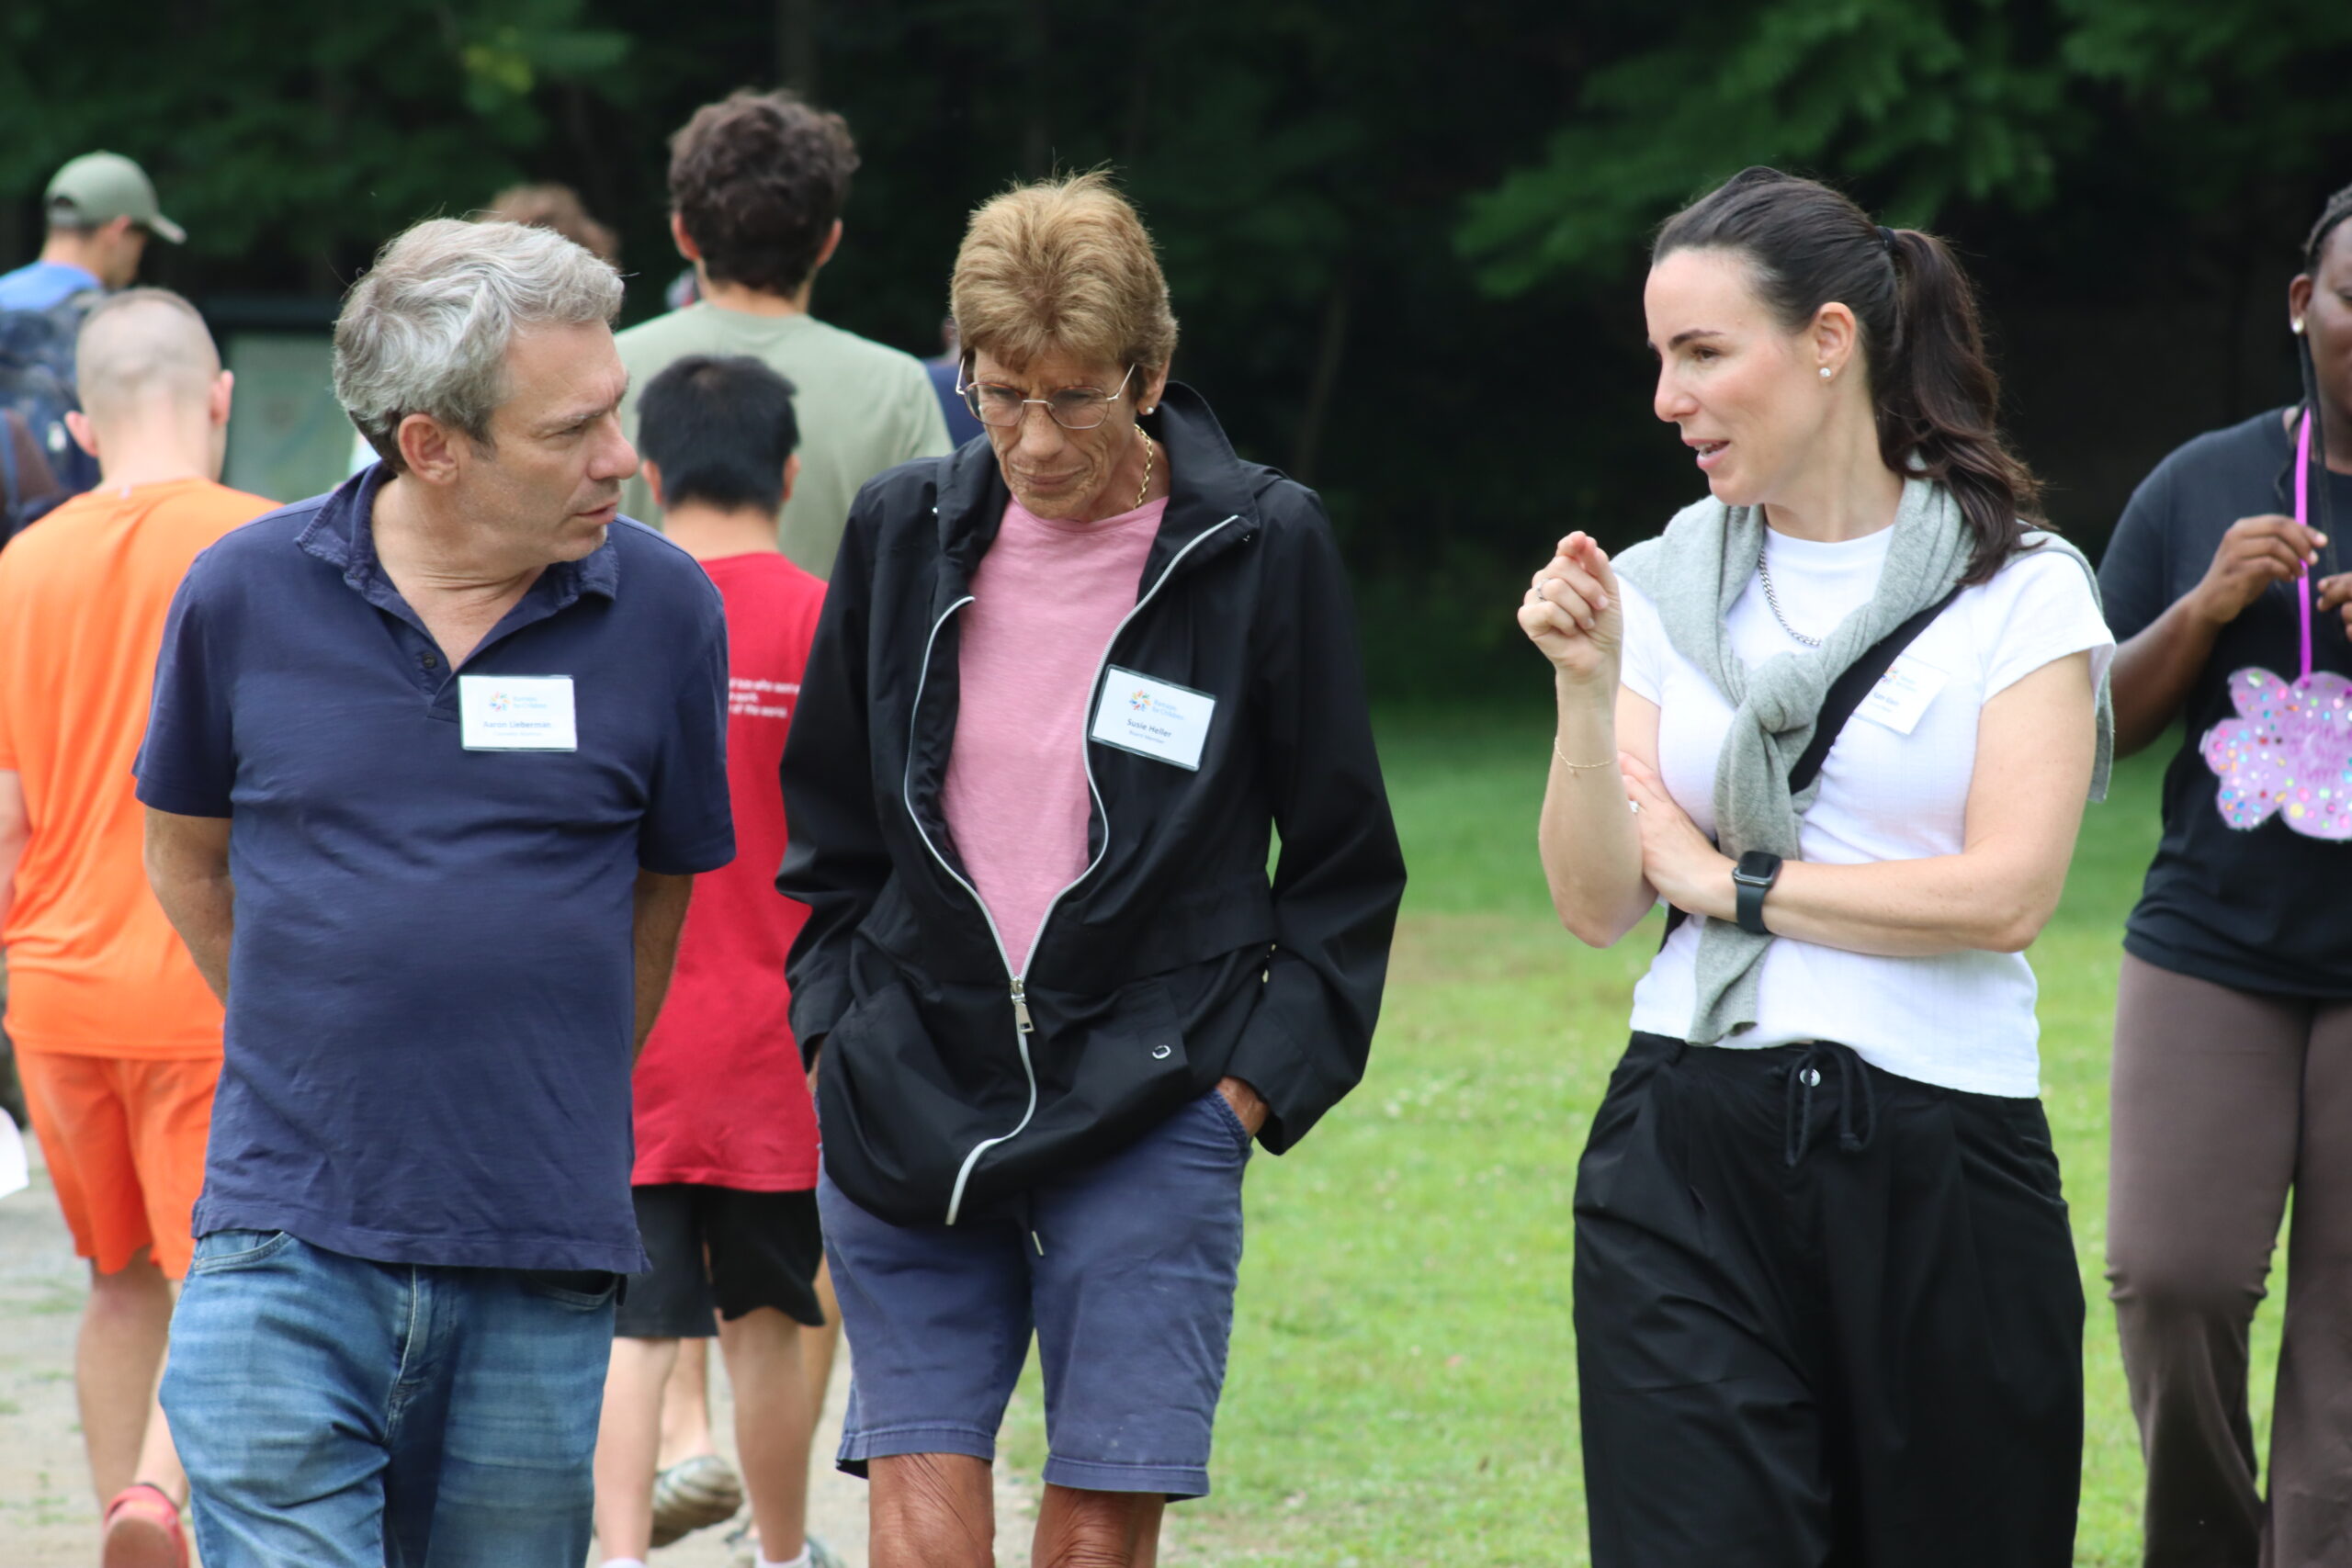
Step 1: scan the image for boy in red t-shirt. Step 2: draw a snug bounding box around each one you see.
[592,355,833,1568]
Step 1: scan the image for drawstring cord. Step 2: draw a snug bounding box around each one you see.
[1783,1040,1878,1168]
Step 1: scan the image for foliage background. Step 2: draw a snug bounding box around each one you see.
[5,0,2350,693]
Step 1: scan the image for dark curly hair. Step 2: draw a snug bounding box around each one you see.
[668,90,859,298]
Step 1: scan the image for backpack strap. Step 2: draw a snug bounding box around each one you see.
[0,412,21,547]
[1658,583,1965,943]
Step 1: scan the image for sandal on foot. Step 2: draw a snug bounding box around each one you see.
[725,1523,845,1568]
[101,1482,187,1568]
[650,1452,743,1547]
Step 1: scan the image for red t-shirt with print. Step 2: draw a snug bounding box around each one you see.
[631,551,827,1190]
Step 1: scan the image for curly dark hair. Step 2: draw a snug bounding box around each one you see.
[668,90,859,298]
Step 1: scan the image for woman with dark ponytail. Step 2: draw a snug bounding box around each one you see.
[1517,166,2113,1565]
[2098,181,2352,1567]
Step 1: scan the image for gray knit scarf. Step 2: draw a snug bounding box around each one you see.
[1612,477,2114,1043]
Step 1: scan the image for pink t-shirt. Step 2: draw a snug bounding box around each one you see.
[944,496,1166,973]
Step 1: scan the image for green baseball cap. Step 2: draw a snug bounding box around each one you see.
[44,152,184,244]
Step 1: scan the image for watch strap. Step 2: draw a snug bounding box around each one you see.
[1734,851,1782,937]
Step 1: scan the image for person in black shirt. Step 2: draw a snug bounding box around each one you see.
[2098,180,2352,1567]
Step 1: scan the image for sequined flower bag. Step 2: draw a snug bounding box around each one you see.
[2202,412,2352,837]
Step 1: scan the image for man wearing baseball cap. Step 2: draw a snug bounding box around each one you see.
[0,152,184,311]
[0,152,184,497]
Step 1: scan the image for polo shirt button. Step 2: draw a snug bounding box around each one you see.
[418,652,438,669]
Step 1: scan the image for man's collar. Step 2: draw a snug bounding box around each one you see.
[299,464,622,604]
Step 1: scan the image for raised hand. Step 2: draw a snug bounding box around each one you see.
[1519,531,1623,690]
[2191,514,2325,628]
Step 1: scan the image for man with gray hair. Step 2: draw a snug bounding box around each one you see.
[137,219,734,1566]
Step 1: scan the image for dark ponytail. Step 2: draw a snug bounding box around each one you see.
[1654,167,2042,586]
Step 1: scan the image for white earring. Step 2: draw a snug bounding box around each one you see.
[2294,319,2307,336]
[1819,367,1833,380]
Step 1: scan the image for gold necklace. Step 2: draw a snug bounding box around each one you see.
[1135,423,1155,510]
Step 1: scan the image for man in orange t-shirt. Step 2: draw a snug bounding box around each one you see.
[0,288,270,1567]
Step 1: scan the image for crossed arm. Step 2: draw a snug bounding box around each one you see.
[1524,533,2098,959]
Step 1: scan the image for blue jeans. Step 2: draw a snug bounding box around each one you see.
[160,1229,616,1567]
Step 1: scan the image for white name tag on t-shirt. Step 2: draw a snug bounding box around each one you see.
[1856,653,1948,736]
[459,674,578,751]
[1091,667,1215,770]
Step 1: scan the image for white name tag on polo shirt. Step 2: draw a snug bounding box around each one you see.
[459,674,578,751]
[1091,667,1215,771]
[1857,653,1948,736]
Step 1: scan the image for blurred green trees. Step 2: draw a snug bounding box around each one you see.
[4,1,2346,690]
[1460,0,2352,292]
[0,1,629,271]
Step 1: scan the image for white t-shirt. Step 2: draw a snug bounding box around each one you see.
[1620,528,2114,1096]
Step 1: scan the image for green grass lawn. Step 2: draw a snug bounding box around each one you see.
[1117,700,2283,1566]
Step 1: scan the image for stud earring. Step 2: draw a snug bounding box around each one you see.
[1819,367,1833,380]
[2294,319,2307,336]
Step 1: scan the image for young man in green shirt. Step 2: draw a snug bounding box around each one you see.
[617,92,952,579]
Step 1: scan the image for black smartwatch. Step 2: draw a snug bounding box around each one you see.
[1732,851,1783,937]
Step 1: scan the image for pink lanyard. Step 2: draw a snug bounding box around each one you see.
[2298,408,2315,680]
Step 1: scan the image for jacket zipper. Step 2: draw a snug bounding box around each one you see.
[906,514,1243,1224]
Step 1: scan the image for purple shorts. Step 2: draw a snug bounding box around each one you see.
[818,1087,1252,1498]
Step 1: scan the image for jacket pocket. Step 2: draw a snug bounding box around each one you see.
[1057,978,1194,1128]
[821,972,1026,1222]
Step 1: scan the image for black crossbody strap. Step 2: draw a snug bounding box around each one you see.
[1657,583,1964,942]
[1787,584,1963,795]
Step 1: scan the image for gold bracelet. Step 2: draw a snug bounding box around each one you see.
[1551,739,1613,772]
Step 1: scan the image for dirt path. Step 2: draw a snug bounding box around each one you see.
[0,1134,1042,1566]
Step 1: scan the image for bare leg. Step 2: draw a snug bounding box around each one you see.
[869,1452,993,1568]
[1031,1484,1164,1568]
[593,1337,682,1562]
[801,1260,842,1435]
[79,1248,177,1506]
[656,1337,716,1470]
[132,1385,185,1505]
[717,1308,813,1562]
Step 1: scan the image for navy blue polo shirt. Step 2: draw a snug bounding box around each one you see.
[135,468,733,1271]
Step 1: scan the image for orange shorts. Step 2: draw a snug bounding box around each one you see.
[15,1046,219,1279]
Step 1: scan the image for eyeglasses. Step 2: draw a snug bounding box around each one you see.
[956,364,1137,430]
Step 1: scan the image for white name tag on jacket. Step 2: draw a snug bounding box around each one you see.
[1091,667,1215,770]
[459,674,578,751]
[1857,654,1947,736]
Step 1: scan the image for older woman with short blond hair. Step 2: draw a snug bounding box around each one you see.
[778,173,1405,1568]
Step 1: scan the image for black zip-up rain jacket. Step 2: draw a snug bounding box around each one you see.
[777,382,1406,1227]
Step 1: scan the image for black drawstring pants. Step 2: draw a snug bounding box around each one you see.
[1573,1033,2084,1567]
